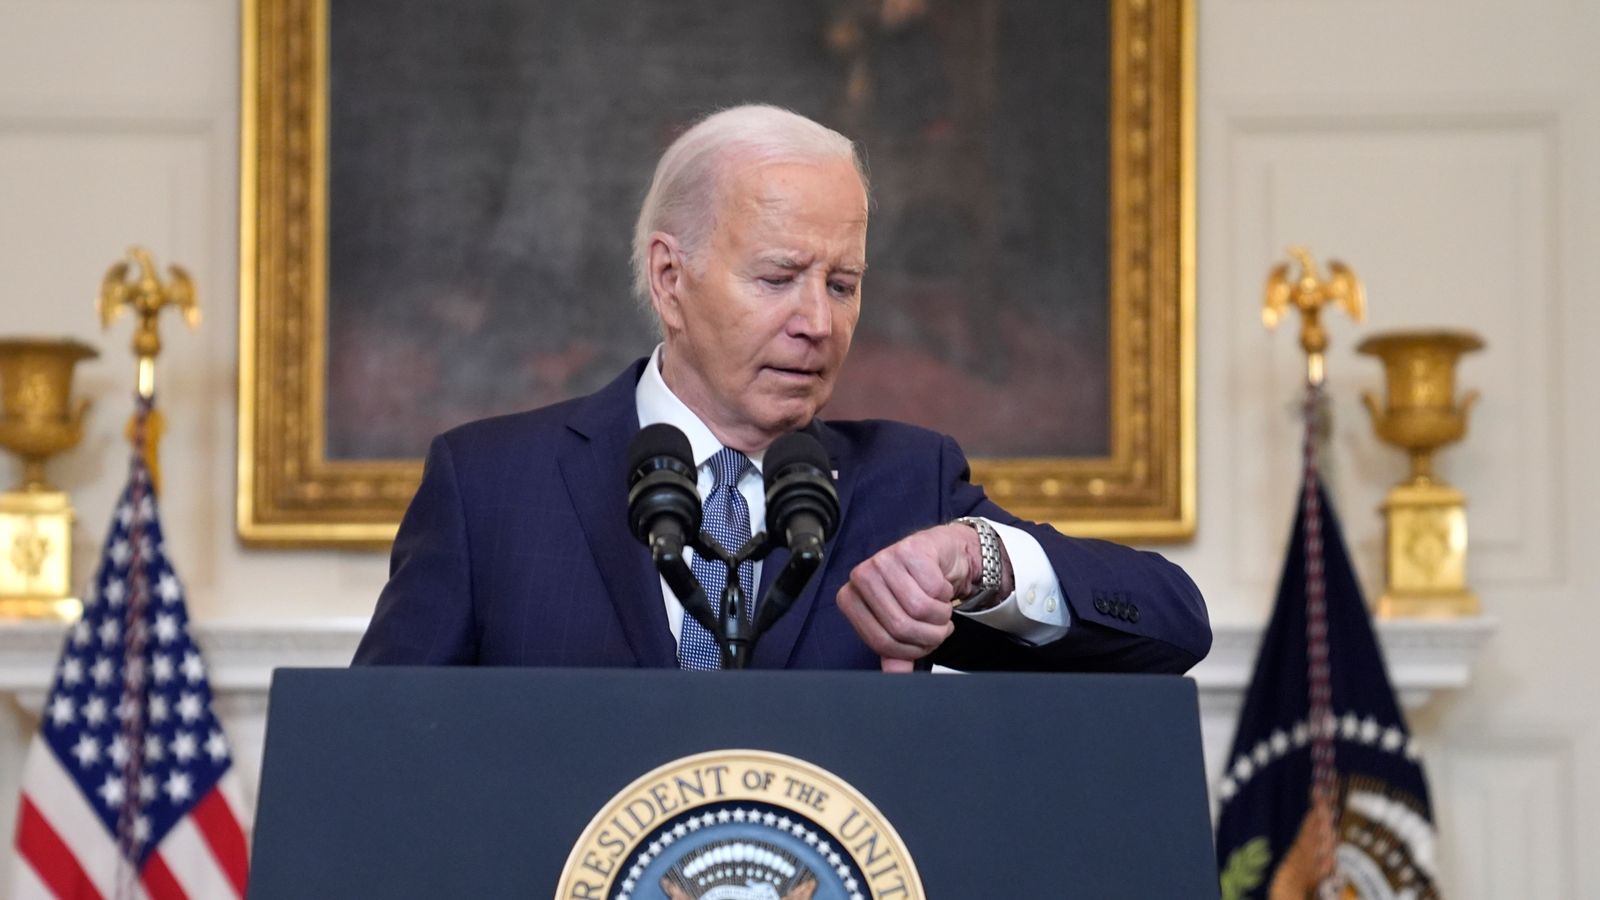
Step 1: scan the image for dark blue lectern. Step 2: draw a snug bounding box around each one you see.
[250,669,1218,898]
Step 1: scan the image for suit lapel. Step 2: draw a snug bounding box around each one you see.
[559,360,678,668]
[752,418,857,668]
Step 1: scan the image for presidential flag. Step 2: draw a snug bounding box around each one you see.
[1214,389,1439,900]
[12,400,249,899]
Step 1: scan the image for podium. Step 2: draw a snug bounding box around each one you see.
[250,668,1219,898]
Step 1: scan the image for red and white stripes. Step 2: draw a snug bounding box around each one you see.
[14,736,250,900]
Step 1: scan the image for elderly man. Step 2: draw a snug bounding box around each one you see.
[354,105,1209,673]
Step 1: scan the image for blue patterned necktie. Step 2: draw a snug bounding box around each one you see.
[678,448,756,670]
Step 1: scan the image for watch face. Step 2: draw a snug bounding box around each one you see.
[964,586,1008,614]
[956,588,996,613]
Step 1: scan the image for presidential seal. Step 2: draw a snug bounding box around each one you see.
[556,750,924,900]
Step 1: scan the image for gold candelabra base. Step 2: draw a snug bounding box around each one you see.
[1376,480,1479,619]
[0,488,82,621]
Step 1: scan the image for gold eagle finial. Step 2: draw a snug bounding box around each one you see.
[97,247,200,494]
[97,247,200,400]
[1263,246,1365,385]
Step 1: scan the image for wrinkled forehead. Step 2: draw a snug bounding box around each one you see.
[710,158,870,255]
[716,153,868,215]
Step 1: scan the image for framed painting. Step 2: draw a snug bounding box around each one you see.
[239,0,1193,547]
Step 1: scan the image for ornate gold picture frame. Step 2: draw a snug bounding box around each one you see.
[238,0,1193,547]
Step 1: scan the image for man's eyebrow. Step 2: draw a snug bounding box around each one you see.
[757,254,809,270]
[755,254,866,276]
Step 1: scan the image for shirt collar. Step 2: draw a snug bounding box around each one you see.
[635,344,765,473]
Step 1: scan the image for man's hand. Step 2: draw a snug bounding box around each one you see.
[836,522,1007,672]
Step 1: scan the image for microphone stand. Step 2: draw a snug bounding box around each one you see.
[752,529,825,637]
[654,531,828,671]
[647,533,720,651]
[693,531,770,670]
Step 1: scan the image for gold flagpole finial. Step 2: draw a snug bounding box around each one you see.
[97,247,199,493]
[1263,246,1366,386]
[97,247,200,401]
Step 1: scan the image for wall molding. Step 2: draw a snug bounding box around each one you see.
[1437,731,1577,898]
[0,616,1496,711]
[1215,107,1566,591]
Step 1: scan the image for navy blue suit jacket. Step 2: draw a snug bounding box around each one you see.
[353,360,1210,672]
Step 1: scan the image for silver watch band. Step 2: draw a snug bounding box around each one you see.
[952,517,1003,612]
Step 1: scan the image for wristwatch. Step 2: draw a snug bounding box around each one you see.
[951,517,1003,612]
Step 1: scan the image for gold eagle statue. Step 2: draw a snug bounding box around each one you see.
[1262,246,1365,384]
[97,247,200,339]
[1263,246,1365,333]
[96,246,201,494]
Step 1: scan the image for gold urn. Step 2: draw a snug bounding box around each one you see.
[0,337,98,619]
[1357,330,1483,618]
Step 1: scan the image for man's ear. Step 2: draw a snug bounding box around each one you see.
[647,233,686,332]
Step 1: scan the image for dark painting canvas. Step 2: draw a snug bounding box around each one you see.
[326,0,1110,461]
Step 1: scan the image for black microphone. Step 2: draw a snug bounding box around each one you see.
[755,432,839,634]
[625,425,718,636]
[626,423,699,555]
[764,432,838,556]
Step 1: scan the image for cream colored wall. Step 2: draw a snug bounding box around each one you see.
[1168,2,1599,895]
[1,0,1596,896]
[0,2,390,626]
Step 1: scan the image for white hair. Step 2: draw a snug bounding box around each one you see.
[630,104,869,305]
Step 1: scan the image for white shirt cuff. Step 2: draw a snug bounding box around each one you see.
[954,519,1071,646]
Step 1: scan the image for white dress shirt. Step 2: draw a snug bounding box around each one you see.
[635,345,1070,652]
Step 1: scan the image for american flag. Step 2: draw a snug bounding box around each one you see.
[12,400,250,899]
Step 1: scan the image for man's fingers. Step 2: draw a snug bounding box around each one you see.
[902,551,957,604]
[870,551,955,624]
[846,559,951,648]
[881,657,914,673]
[836,581,943,660]
[836,526,973,666]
